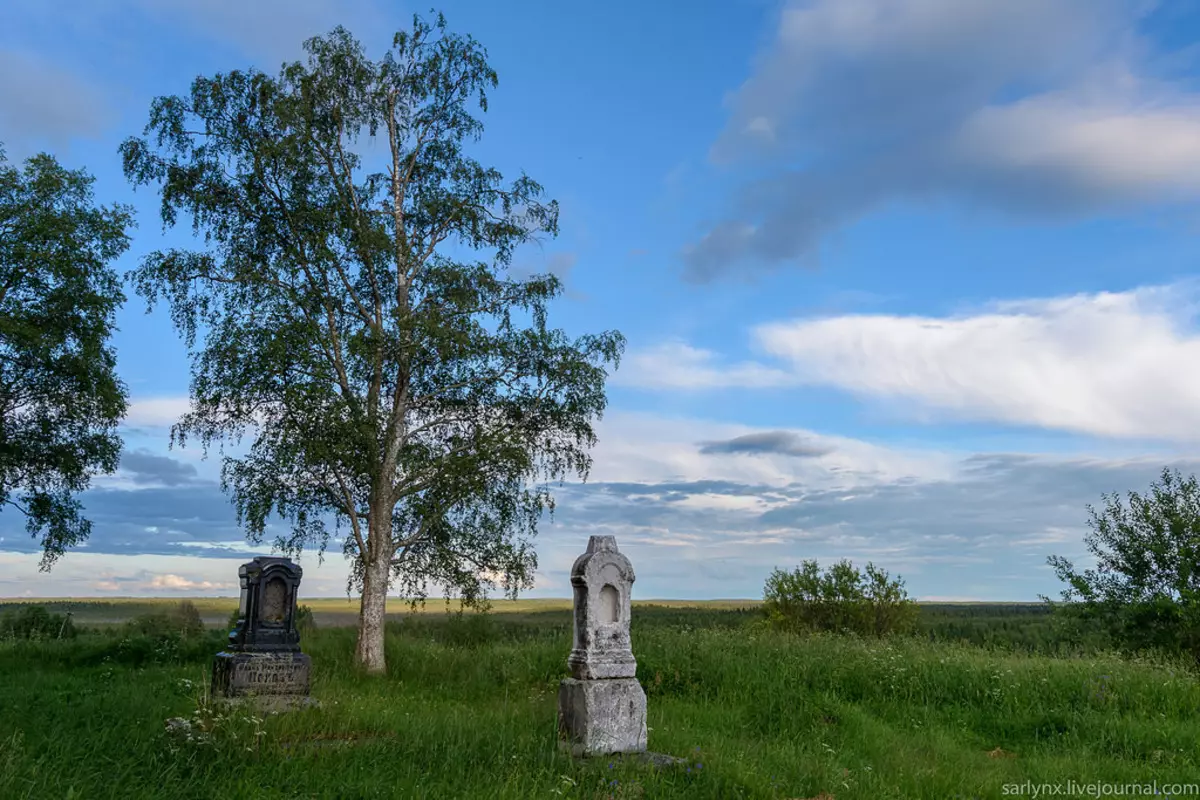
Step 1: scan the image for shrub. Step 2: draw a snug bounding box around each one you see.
[1046,467,1200,665]
[296,604,316,633]
[0,605,77,640]
[124,600,206,640]
[761,559,917,637]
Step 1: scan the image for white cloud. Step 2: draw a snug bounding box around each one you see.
[617,283,1200,442]
[954,87,1200,203]
[755,283,1200,440]
[585,410,958,488]
[612,340,795,390]
[686,0,1200,279]
[148,573,224,591]
[123,396,193,429]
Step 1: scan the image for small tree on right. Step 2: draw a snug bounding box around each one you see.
[1045,467,1200,663]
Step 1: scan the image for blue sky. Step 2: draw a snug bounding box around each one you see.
[4,0,1200,601]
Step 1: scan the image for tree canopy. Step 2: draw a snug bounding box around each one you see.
[1046,467,1200,662]
[119,15,624,670]
[0,146,133,568]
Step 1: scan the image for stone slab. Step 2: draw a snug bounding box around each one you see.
[567,651,637,680]
[212,651,311,699]
[557,677,647,757]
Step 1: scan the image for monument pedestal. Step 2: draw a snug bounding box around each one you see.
[558,676,648,756]
[212,651,311,697]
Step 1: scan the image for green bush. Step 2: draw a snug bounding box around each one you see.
[1047,467,1200,665]
[761,559,917,637]
[124,600,206,640]
[296,604,316,633]
[0,605,77,640]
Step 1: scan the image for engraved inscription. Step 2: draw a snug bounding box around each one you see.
[245,661,298,686]
[229,657,309,694]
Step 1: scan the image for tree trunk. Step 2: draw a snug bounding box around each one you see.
[355,520,392,674]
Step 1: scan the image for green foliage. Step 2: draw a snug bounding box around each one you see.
[915,602,1109,655]
[124,600,206,640]
[296,603,316,633]
[1046,467,1200,663]
[118,14,624,668]
[762,559,918,637]
[0,604,76,640]
[0,146,133,568]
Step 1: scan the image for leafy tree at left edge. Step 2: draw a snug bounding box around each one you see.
[0,145,134,568]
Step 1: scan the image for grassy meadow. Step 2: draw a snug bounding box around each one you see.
[2,601,1199,799]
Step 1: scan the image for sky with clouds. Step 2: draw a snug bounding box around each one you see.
[4,0,1200,601]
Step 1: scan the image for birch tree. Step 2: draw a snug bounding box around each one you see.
[120,15,623,672]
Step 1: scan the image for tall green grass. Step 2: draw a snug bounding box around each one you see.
[1,607,1198,799]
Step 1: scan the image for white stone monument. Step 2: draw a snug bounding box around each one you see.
[557,535,648,756]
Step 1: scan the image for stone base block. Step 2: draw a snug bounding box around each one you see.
[557,677,647,757]
[211,651,311,706]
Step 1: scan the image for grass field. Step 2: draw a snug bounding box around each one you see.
[2,601,1197,799]
[0,597,760,628]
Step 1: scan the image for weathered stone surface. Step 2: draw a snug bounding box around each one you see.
[567,535,637,680]
[212,556,313,711]
[226,556,304,653]
[212,651,311,698]
[557,677,648,756]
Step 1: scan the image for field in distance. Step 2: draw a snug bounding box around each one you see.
[0,596,764,627]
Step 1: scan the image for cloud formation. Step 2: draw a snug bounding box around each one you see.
[1,409,1196,599]
[756,283,1200,440]
[148,573,224,591]
[119,449,201,487]
[698,431,832,458]
[620,283,1200,442]
[684,0,1200,280]
[542,434,1200,600]
[613,340,795,390]
[122,397,192,430]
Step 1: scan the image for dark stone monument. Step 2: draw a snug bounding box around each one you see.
[211,556,313,711]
